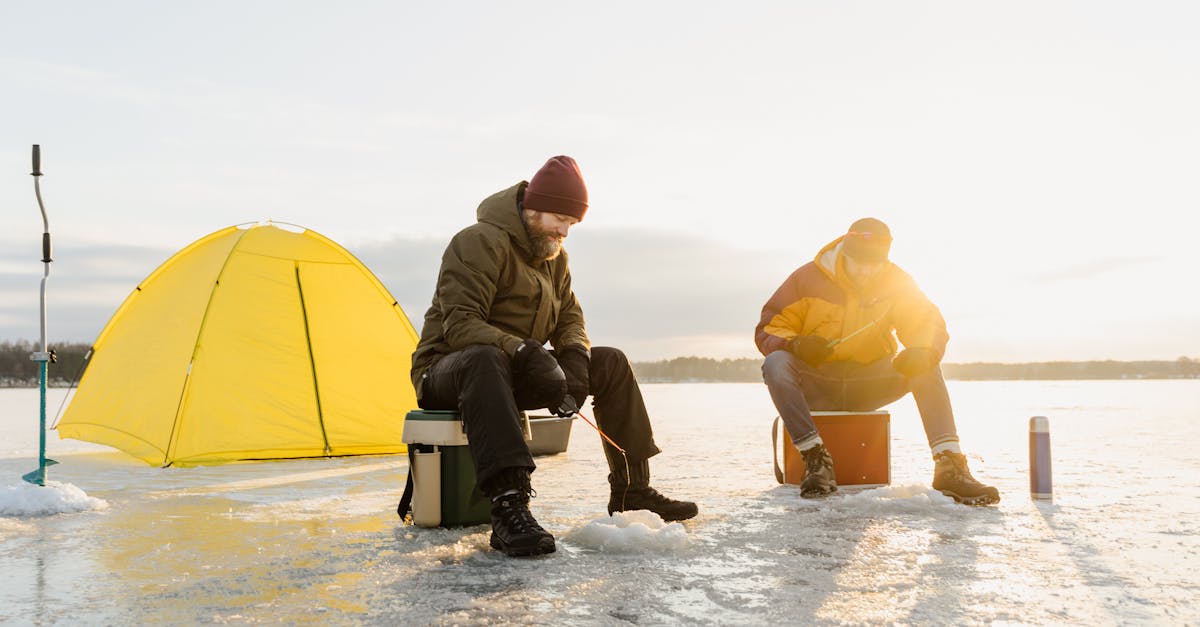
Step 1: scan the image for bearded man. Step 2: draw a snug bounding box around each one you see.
[410,156,698,557]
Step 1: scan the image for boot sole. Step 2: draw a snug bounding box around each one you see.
[608,506,699,522]
[660,510,698,522]
[938,489,1001,506]
[489,534,556,557]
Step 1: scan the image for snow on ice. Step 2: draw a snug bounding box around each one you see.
[564,510,689,552]
[0,480,108,517]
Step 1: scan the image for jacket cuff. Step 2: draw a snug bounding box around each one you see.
[500,335,523,358]
[558,343,590,359]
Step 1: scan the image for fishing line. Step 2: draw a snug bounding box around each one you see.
[574,409,631,515]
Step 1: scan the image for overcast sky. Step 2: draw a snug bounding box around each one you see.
[2,2,1198,362]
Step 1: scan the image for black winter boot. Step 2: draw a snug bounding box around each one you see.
[800,443,838,498]
[932,451,1000,506]
[482,467,555,557]
[606,456,698,522]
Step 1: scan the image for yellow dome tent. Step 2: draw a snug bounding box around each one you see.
[57,223,419,467]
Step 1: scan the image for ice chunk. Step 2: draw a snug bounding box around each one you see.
[835,483,962,514]
[0,481,108,517]
[564,510,689,552]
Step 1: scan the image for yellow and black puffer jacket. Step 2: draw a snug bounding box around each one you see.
[754,235,948,364]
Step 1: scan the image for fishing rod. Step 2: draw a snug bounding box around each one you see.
[825,305,893,349]
[825,319,879,349]
[23,144,59,486]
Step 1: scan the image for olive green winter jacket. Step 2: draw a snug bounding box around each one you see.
[410,182,589,399]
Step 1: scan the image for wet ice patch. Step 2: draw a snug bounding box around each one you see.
[564,510,689,552]
[0,481,108,517]
[234,491,396,522]
[833,483,960,514]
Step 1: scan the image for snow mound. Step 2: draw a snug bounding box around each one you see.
[564,510,689,552]
[0,481,109,517]
[834,483,961,514]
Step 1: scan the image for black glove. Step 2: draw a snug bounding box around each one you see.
[512,338,567,411]
[787,335,833,367]
[556,344,590,410]
[891,347,939,377]
[554,394,579,418]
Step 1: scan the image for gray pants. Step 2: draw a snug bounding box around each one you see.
[761,351,959,451]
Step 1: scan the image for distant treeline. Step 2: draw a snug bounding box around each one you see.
[2,341,1199,387]
[631,356,1200,382]
[940,359,1200,380]
[0,340,92,387]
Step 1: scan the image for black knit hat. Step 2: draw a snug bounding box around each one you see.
[843,217,892,262]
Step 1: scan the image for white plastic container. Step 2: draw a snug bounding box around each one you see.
[411,449,443,527]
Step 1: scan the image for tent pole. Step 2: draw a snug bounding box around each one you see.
[295,264,331,456]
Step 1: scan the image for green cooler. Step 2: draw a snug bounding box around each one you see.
[401,409,530,528]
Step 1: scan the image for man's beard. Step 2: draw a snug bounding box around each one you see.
[530,234,563,261]
[523,214,564,261]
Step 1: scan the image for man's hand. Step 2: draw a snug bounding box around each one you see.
[556,344,590,410]
[788,335,833,367]
[513,339,567,410]
[554,394,578,418]
[891,347,939,377]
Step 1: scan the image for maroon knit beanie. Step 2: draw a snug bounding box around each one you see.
[843,217,893,262]
[524,156,588,221]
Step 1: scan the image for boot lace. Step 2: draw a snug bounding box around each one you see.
[636,487,673,507]
[804,446,829,475]
[497,494,546,534]
[938,453,982,487]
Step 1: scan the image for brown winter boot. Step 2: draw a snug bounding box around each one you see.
[932,451,1000,506]
[800,443,838,498]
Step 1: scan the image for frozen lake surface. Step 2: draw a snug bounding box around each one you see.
[1,380,1198,624]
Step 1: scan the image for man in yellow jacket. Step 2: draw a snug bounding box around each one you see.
[756,218,999,505]
[413,156,697,557]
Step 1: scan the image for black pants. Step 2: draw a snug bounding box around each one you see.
[417,345,661,489]
[762,351,960,451]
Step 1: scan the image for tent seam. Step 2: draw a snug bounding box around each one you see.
[163,229,250,466]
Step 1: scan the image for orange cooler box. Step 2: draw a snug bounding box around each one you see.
[775,411,890,487]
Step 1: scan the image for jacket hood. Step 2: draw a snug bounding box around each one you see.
[815,235,896,295]
[815,235,849,283]
[477,182,534,259]
[816,233,915,305]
